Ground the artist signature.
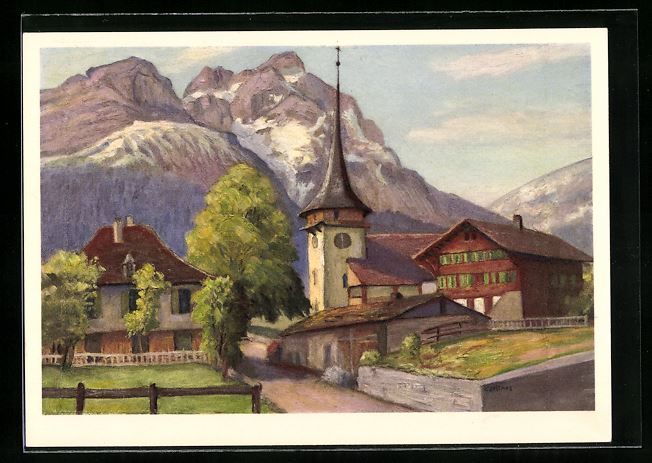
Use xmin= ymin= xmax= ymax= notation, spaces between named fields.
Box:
xmin=484 ymin=384 xmax=513 ymax=392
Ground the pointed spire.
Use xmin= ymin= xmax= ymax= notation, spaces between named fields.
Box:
xmin=299 ymin=47 xmax=371 ymax=218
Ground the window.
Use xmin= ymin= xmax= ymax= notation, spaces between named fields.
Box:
xmin=174 ymin=331 xmax=193 ymax=351
xmin=437 ymin=276 xmax=447 ymax=288
xmin=334 ymin=210 xmax=340 ymax=220
xmin=178 ymin=289 xmax=192 ymax=314
xmin=498 ymin=271 xmax=508 ymax=283
xmin=483 ymin=273 xmax=490 ymax=285
xmin=342 ymin=273 xmax=348 ymax=288
xmin=121 ymin=289 xmax=138 ymax=317
xmin=464 ymin=232 xmax=470 ymax=241
xmin=349 ymin=287 xmax=362 ymax=298
xmin=460 ymin=274 xmax=474 ymax=287
xmin=446 ymin=275 xmax=457 ymax=288
xmin=311 ymin=235 xmax=319 ymax=248
xmin=334 ymin=232 xmax=352 ymax=249
xmin=87 ymin=290 xmax=101 ymax=319
xmin=312 ymin=270 xmax=317 ymax=286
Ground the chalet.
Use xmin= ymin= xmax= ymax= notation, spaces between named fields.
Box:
xmin=69 ymin=216 xmax=208 ymax=354
xmin=412 ymin=216 xmax=593 ymax=319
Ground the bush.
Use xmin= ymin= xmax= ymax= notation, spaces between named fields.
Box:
xmin=400 ymin=333 xmax=422 ymax=359
xmin=359 ymin=350 xmax=381 ymax=366
xmin=321 ymin=366 xmax=355 ymax=388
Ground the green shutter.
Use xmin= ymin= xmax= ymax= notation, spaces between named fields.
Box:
xmin=499 ymin=271 xmax=507 ymax=283
xmin=171 ymin=288 xmax=179 ymax=314
xmin=120 ymin=291 xmax=129 ymax=317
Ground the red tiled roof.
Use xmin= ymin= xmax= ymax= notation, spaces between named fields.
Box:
xmin=83 ymin=224 xmax=209 ymax=285
xmin=413 ymin=219 xmax=592 ymax=262
xmin=347 ymin=233 xmax=439 ymax=285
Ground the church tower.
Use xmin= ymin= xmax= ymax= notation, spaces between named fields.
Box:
xmin=299 ymin=47 xmax=372 ymax=311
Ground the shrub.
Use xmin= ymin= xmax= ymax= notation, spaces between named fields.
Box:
xmin=400 ymin=333 xmax=422 ymax=359
xmin=359 ymin=350 xmax=381 ymax=366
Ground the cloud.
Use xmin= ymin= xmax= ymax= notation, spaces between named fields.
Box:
xmin=162 ymin=47 xmax=235 ymax=72
xmin=432 ymin=44 xmax=589 ymax=80
xmin=406 ymin=109 xmax=591 ymax=146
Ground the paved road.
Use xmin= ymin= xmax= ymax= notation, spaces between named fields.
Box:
xmin=237 ymin=340 xmax=413 ymax=413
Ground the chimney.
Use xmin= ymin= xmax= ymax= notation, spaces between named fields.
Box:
xmin=513 ymin=214 xmax=523 ymax=231
xmin=113 ymin=217 xmax=124 ymax=243
xmin=126 ymin=215 xmax=135 ymax=226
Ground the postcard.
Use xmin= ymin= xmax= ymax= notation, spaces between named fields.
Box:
xmin=23 ymin=27 xmax=611 ymax=447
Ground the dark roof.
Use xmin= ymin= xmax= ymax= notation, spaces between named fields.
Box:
xmin=299 ymin=66 xmax=370 ymax=217
xmin=347 ymin=234 xmax=439 ymax=285
xmin=413 ymin=219 xmax=592 ymax=262
xmin=281 ymin=294 xmax=442 ymax=335
xmin=83 ymin=224 xmax=209 ymax=285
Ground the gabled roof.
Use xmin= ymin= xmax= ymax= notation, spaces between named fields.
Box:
xmin=299 ymin=58 xmax=370 ymax=217
xmin=83 ymin=224 xmax=209 ymax=285
xmin=281 ymin=294 xmax=440 ymax=335
xmin=413 ymin=219 xmax=592 ymax=262
xmin=347 ymin=234 xmax=439 ymax=285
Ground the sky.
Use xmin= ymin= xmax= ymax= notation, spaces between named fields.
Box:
xmin=40 ymin=43 xmax=592 ymax=206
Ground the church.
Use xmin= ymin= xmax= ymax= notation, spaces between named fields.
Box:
xmin=277 ymin=50 xmax=592 ymax=373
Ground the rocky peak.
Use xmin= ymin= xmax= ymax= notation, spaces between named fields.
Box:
xmin=183 ymin=65 xmax=234 ymax=97
xmin=40 ymin=57 xmax=190 ymax=156
xmin=257 ymin=51 xmax=306 ymax=82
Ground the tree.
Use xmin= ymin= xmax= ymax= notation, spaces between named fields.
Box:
xmin=185 ymin=164 xmax=310 ymax=372
xmin=42 ymin=250 xmax=104 ymax=370
xmin=123 ymin=263 xmax=170 ymax=353
xmin=566 ymin=264 xmax=594 ymax=320
xmin=191 ymin=276 xmax=236 ymax=372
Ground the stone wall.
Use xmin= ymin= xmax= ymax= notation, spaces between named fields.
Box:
xmin=357 ymin=351 xmax=594 ymax=412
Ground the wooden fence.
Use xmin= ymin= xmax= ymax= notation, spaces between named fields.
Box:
xmin=42 ymin=382 xmax=262 ymax=414
xmin=421 ymin=321 xmax=488 ymax=344
xmin=42 ymin=350 xmax=209 ymax=366
xmin=489 ymin=315 xmax=589 ymax=331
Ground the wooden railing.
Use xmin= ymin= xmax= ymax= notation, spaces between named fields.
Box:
xmin=42 ymin=350 xmax=208 ymax=366
xmin=42 ymin=382 xmax=262 ymax=414
xmin=421 ymin=322 xmax=487 ymax=344
xmin=489 ymin=315 xmax=589 ymax=331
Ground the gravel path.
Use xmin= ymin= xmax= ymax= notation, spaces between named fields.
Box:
xmin=237 ymin=340 xmax=414 ymax=413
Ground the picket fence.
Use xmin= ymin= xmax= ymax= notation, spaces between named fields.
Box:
xmin=42 ymin=350 xmax=209 ymax=366
xmin=489 ymin=315 xmax=589 ymax=331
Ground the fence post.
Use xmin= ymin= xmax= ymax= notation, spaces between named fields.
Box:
xmin=252 ymin=383 xmax=262 ymax=414
xmin=149 ymin=383 xmax=158 ymax=414
xmin=75 ymin=382 xmax=85 ymax=415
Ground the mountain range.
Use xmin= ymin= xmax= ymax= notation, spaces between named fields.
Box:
xmin=490 ymin=158 xmax=593 ymax=255
xmin=40 ymin=51 xmax=592 ymax=280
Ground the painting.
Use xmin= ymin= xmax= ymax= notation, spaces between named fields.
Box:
xmin=23 ymin=27 xmax=612 ymax=447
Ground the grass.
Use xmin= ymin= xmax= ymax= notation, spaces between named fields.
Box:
xmin=42 ymin=363 xmax=275 ymax=414
xmin=248 ymin=314 xmax=300 ymax=339
xmin=378 ymin=327 xmax=594 ymax=380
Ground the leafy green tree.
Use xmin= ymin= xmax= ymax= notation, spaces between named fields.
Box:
xmin=191 ymin=276 xmax=237 ymax=372
xmin=185 ymin=164 xmax=309 ymax=372
xmin=400 ymin=333 xmax=422 ymax=360
xmin=42 ymin=251 xmax=104 ymax=370
xmin=123 ymin=263 xmax=170 ymax=353
xmin=566 ymin=264 xmax=594 ymax=320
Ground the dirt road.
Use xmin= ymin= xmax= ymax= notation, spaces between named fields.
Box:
xmin=237 ymin=340 xmax=413 ymax=413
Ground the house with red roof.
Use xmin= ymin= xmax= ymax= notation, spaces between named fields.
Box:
xmin=73 ymin=216 xmax=209 ymax=354
xmin=413 ymin=215 xmax=592 ymax=319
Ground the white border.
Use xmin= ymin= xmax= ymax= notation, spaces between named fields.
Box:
xmin=23 ymin=28 xmax=611 ymax=447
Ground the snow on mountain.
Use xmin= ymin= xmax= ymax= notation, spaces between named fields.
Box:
xmin=489 ymin=158 xmax=593 ymax=255
xmin=40 ymin=51 xmax=509 ymax=267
